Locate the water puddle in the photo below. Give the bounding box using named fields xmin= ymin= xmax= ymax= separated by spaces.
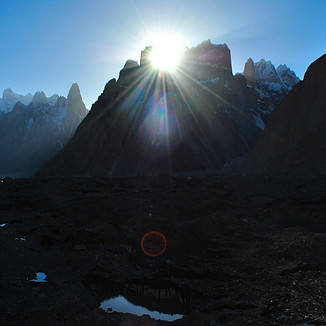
xmin=100 ymin=295 xmax=183 ymax=321
xmin=30 ymin=272 xmax=47 ymax=283
xmin=15 ymin=237 xmax=26 ymax=242
xmin=84 ymin=273 xmax=201 ymax=322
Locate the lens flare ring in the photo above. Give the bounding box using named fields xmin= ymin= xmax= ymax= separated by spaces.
xmin=141 ymin=231 xmax=167 ymax=257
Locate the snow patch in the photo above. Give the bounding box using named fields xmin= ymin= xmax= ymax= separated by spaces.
xmin=201 ymin=77 xmax=220 ymax=85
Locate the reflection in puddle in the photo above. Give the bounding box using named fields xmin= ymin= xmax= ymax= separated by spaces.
xmin=84 ymin=273 xmax=201 ymax=322
xmin=100 ymin=295 xmax=183 ymax=321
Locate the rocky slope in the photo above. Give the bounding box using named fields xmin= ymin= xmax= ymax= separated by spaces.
xmin=0 ymin=84 xmax=87 ymax=177
xmin=39 ymin=40 xmax=297 ymax=178
xmin=2 ymin=175 xmax=326 ymax=325
xmin=243 ymin=53 xmax=326 ymax=176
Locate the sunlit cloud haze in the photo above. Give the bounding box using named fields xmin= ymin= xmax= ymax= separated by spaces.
xmin=0 ymin=0 xmax=325 ymax=109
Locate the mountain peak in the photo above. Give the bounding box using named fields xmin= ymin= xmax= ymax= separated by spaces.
xmin=32 ymin=91 xmax=47 ymax=103
xmin=254 ymin=59 xmax=280 ymax=83
xmin=0 ymin=88 xmax=33 ymax=113
xmin=47 ymin=94 xmax=59 ymax=106
xmin=67 ymin=83 xmax=82 ymax=102
xmin=70 ymin=82 xmax=79 ymax=90
xmin=123 ymin=60 xmax=139 ymax=69
xmin=244 ymin=58 xmax=256 ymax=86
xmin=3 ymin=88 xmax=15 ymax=100
xmin=276 ymin=64 xmax=288 ymax=72
xmin=276 ymin=64 xmax=300 ymax=90
xmin=67 ymin=83 xmax=87 ymax=125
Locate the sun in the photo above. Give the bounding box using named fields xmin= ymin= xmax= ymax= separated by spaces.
xmin=149 ymin=32 xmax=186 ymax=72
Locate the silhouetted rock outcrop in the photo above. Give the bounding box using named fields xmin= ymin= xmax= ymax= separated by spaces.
xmin=37 ymin=41 xmax=301 ymax=178
xmin=37 ymin=42 xmax=259 ymax=177
xmin=243 ymin=53 xmax=326 ymax=176
xmin=182 ymin=40 xmax=232 ymax=81
xmin=140 ymin=46 xmax=152 ymax=66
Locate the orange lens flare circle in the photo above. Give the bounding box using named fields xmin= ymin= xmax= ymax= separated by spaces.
xmin=141 ymin=231 xmax=167 ymax=257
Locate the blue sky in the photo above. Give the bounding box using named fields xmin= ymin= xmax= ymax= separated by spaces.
xmin=0 ymin=0 xmax=325 ymax=109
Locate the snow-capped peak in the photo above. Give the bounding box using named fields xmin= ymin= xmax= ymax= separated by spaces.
xmin=276 ymin=64 xmax=300 ymax=90
xmin=0 ymin=88 xmax=33 ymax=113
xmin=243 ymin=58 xmax=300 ymax=127
xmin=243 ymin=58 xmax=300 ymax=93
xmin=254 ymin=59 xmax=280 ymax=83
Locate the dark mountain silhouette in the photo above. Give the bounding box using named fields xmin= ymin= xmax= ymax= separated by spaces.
xmin=243 ymin=53 xmax=326 ymax=176
xmin=37 ymin=41 xmax=298 ymax=177
xmin=0 ymin=83 xmax=87 ymax=177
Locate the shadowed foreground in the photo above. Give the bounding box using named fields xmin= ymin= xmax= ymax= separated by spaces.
xmin=1 ymin=175 xmax=326 ymax=325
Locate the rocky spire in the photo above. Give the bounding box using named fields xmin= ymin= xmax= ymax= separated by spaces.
xmin=244 ymin=58 xmax=256 ymax=86
xmin=66 ymin=83 xmax=87 ymax=129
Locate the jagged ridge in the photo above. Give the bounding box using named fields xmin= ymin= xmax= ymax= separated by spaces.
xmin=0 ymin=84 xmax=87 ymax=177
xmin=243 ymin=53 xmax=326 ymax=176
xmin=37 ymin=41 xmax=296 ymax=178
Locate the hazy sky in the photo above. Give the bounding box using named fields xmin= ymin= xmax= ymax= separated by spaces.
xmin=1 ymin=0 xmax=325 ymax=109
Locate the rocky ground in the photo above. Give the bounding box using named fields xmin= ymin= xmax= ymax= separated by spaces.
xmin=1 ymin=175 xmax=326 ymax=325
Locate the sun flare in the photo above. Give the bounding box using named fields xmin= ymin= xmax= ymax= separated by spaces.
xmin=149 ymin=32 xmax=186 ymax=72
